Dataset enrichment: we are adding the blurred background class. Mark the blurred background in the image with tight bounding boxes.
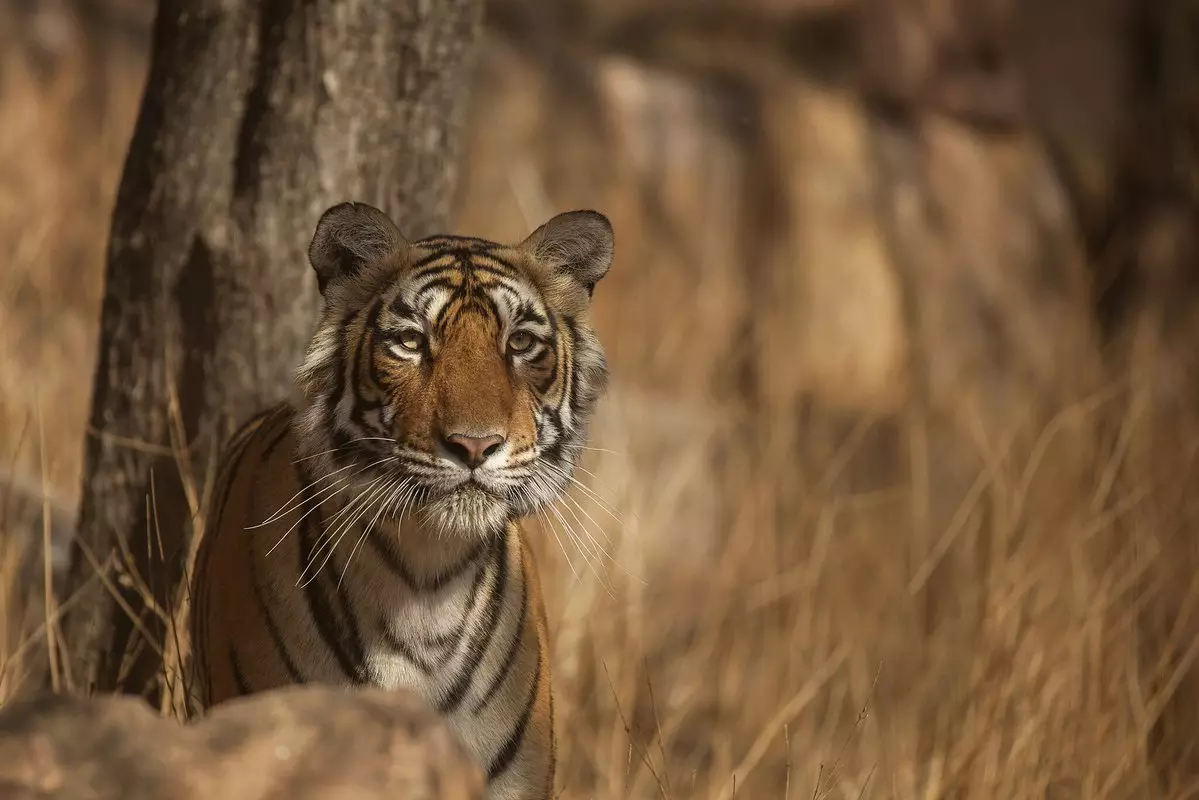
[2,0,1199,797]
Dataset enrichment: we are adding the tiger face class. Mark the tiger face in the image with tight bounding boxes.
[294,202,612,539]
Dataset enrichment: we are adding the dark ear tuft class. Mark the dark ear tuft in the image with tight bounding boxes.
[520,210,614,292]
[308,202,406,295]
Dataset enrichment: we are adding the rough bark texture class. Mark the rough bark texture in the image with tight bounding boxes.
[56,0,484,699]
[0,686,484,799]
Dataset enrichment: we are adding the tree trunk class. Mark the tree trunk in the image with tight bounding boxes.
[54,0,484,702]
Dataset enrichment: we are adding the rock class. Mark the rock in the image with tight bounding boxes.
[0,686,484,799]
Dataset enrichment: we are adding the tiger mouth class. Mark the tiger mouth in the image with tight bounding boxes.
[420,480,513,538]
[455,482,500,499]
[429,478,507,506]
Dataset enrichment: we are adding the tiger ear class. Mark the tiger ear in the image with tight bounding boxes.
[308,202,407,295]
[520,210,614,294]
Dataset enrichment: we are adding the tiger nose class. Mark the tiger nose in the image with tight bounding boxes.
[443,433,506,469]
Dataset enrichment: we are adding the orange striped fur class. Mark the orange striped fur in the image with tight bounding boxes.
[189,203,613,799]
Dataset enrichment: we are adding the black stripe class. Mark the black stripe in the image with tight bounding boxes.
[296,467,366,682]
[304,569,366,683]
[325,311,351,428]
[540,410,565,466]
[387,296,419,318]
[439,537,509,714]
[229,648,252,695]
[248,545,306,684]
[458,262,514,280]
[326,551,370,674]
[567,324,585,421]
[418,288,442,318]
[367,344,388,393]
[209,406,276,533]
[457,301,499,322]
[489,282,524,311]
[413,234,497,251]
[431,296,464,339]
[380,545,487,674]
[419,277,461,307]
[469,253,519,272]
[349,299,384,430]
[367,529,420,587]
[472,554,528,714]
[381,625,437,675]
[516,306,548,327]
[486,638,543,781]
[259,409,293,459]
[326,424,354,459]
[369,532,485,592]
[195,406,275,707]
[531,343,559,395]
[432,549,491,670]
[411,251,458,271]
[532,310,564,398]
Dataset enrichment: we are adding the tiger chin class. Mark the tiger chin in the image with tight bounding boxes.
[187,201,614,800]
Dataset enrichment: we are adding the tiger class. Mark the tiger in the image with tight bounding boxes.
[187,200,614,800]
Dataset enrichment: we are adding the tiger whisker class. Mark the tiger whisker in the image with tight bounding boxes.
[299,476,386,574]
[298,472,393,587]
[250,461,360,528]
[534,505,580,584]
[299,472,393,592]
[264,456,399,556]
[519,479,598,587]
[528,473,616,596]
[555,488,644,587]
[556,447,625,496]
[291,436,398,465]
[540,493,612,597]
[569,444,622,457]
[552,481,620,557]
[539,460,625,526]
[254,453,396,528]
[312,479,397,590]
[266,478,350,557]
[391,480,421,522]
[313,470,399,558]
[559,490,619,548]
[338,476,411,589]
[513,482,573,577]
[256,474,352,534]
[562,463,624,504]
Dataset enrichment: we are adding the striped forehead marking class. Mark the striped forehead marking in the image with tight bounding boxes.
[387,246,540,328]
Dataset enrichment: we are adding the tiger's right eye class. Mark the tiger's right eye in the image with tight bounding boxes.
[395,330,425,353]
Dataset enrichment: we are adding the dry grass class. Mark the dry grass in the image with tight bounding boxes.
[2,3,1199,799]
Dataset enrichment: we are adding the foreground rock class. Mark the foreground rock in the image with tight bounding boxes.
[0,686,483,799]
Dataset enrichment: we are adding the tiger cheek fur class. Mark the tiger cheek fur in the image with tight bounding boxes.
[374,346,433,448]
[188,201,613,800]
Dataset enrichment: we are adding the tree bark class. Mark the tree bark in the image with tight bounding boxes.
[54,0,484,701]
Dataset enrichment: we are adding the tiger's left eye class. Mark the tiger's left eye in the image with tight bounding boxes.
[507,331,536,355]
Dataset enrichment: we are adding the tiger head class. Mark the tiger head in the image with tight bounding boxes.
[294,202,613,540]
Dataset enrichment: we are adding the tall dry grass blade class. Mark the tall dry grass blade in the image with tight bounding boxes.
[715,645,850,800]
[599,656,669,799]
[35,405,61,694]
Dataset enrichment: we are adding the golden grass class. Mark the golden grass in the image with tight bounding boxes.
[2,7,1199,800]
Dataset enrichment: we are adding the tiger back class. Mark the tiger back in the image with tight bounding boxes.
[188,202,614,800]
